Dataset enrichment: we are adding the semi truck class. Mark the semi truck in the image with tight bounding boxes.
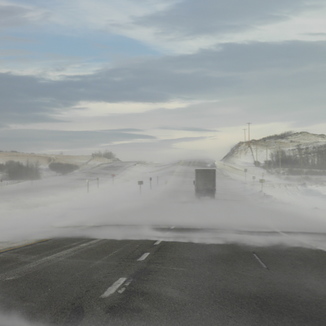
[194,169,216,198]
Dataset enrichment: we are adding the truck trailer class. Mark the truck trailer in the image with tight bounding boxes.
[194,169,216,198]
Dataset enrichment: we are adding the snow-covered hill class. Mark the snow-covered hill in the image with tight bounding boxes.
[0,152,118,181]
[222,131,326,166]
[218,132,326,231]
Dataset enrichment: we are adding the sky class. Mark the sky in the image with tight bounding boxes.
[1,0,326,162]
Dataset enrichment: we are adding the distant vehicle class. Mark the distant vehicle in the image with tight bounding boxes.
[194,169,216,198]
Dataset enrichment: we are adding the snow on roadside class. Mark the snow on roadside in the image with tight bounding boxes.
[217,160,326,220]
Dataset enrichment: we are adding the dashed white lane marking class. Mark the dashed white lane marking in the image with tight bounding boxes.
[101,278,127,298]
[154,240,161,246]
[253,252,268,269]
[137,252,150,261]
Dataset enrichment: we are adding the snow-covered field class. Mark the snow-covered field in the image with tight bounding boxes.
[1,158,326,251]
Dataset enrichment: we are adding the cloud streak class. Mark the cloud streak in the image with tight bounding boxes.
[0,129,156,153]
[0,2,48,29]
[1,40,326,126]
[136,0,312,37]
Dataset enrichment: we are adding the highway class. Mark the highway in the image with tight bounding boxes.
[0,237,326,325]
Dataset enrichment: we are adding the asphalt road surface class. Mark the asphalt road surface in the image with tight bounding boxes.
[0,237,326,325]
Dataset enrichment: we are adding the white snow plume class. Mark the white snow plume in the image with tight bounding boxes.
[0,153,326,250]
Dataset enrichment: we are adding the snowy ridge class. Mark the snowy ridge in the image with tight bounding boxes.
[0,152,117,181]
[222,131,326,166]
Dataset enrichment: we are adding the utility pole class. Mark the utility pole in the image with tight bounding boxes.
[247,122,251,142]
[278,146,282,170]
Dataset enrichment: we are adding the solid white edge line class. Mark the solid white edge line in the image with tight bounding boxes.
[100,277,127,298]
[0,239,102,281]
[137,252,150,261]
